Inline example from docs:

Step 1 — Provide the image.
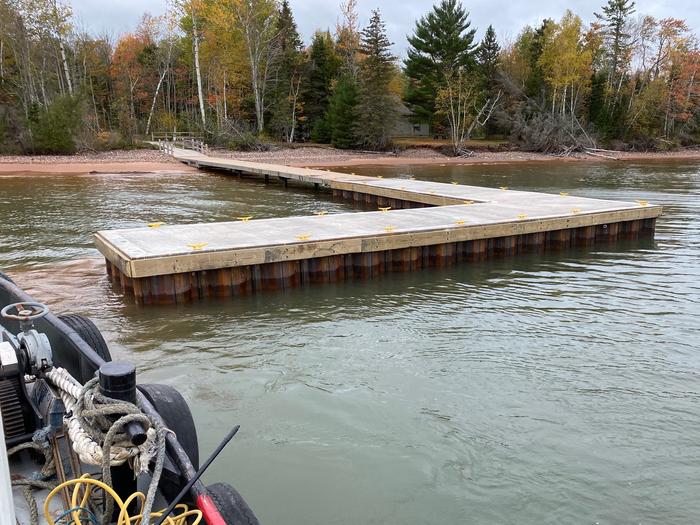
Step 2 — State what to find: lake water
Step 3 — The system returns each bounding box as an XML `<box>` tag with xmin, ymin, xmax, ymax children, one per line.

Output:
<box><xmin>1</xmin><ymin>160</ymin><xmax>698</xmax><ymax>524</ymax></box>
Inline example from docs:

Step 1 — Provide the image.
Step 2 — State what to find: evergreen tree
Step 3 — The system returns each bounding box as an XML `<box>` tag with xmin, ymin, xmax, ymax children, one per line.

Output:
<box><xmin>476</xmin><ymin>25</ymin><xmax>501</xmax><ymax>136</ymax></box>
<box><xmin>522</xmin><ymin>19</ymin><xmax>553</xmax><ymax>101</ymax></box>
<box><xmin>355</xmin><ymin>9</ymin><xmax>398</xmax><ymax>150</ymax></box>
<box><xmin>404</xmin><ymin>0</ymin><xmax>478</xmax><ymax>129</ymax></box>
<box><xmin>269</xmin><ymin>0</ymin><xmax>305</xmax><ymax>142</ymax></box>
<box><xmin>304</xmin><ymin>31</ymin><xmax>340</xmax><ymax>140</ymax></box>
<box><xmin>477</xmin><ymin>25</ymin><xmax>500</xmax><ymax>92</ymax></box>
<box><xmin>594</xmin><ymin>0</ymin><xmax>635</xmax><ymax>131</ymax></box>
<box><xmin>327</xmin><ymin>74</ymin><xmax>359</xmax><ymax>148</ymax></box>
<box><xmin>595</xmin><ymin>0</ymin><xmax>635</xmax><ymax>87</ymax></box>
<box><xmin>30</xmin><ymin>95</ymin><xmax>83</xmax><ymax>154</ymax></box>
<box><xmin>588</xmin><ymin>71</ymin><xmax>608</xmax><ymax>131</ymax></box>
<box><xmin>310</xmin><ymin>117</ymin><xmax>332</xmax><ymax>143</ymax></box>
<box><xmin>595</xmin><ymin>0</ymin><xmax>634</xmax><ymax>134</ymax></box>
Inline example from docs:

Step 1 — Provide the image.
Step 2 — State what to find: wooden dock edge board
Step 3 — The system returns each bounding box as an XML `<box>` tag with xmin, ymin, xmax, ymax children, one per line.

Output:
<box><xmin>329</xmin><ymin>180</ymin><xmax>468</xmax><ymax>206</ymax></box>
<box><xmin>94</xmin><ymin>233</ymin><xmax>135</xmax><ymax>278</ymax></box>
<box><xmin>98</xmin><ymin>205</ymin><xmax>661</xmax><ymax>279</ymax></box>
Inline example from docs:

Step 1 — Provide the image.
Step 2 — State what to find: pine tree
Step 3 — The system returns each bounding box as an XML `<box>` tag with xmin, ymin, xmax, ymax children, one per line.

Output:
<box><xmin>595</xmin><ymin>0</ymin><xmax>635</xmax><ymax>86</ymax></box>
<box><xmin>477</xmin><ymin>25</ymin><xmax>500</xmax><ymax>92</ymax></box>
<box><xmin>327</xmin><ymin>74</ymin><xmax>359</xmax><ymax>148</ymax></box>
<box><xmin>588</xmin><ymin>71</ymin><xmax>608</xmax><ymax>130</ymax></box>
<box><xmin>30</xmin><ymin>95</ymin><xmax>83</xmax><ymax>154</ymax></box>
<box><xmin>594</xmin><ymin>0</ymin><xmax>635</xmax><ymax>131</ymax></box>
<box><xmin>269</xmin><ymin>0</ymin><xmax>305</xmax><ymax>142</ymax></box>
<box><xmin>404</xmin><ymin>0</ymin><xmax>478</xmax><ymax>129</ymax></box>
<box><xmin>304</xmin><ymin>31</ymin><xmax>340</xmax><ymax>140</ymax></box>
<box><xmin>524</xmin><ymin>19</ymin><xmax>553</xmax><ymax>101</ymax></box>
<box><xmin>475</xmin><ymin>25</ymin><xmax>501</xmax><ymax>136</ymax></box>
<box><xmin>355</xmin><ymin>9</ymin><xmax>398</xmax><ymax>150</ymax></box>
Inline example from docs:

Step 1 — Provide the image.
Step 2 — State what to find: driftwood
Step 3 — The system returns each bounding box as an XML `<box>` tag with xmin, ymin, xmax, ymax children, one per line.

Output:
<box><xmin>455</xmin><ymin>146</ymin><xmax>474</xmax><ymax>158</ymax></box>
<box><xmin>499</xmin><ymin>76</ymin><xmax>602</xmax><ymax>155</ymax></box>
<box><xmin>583</xmin><ymin>149</ymin><xmax>620</xmax><ymax>160</ymax></box>
<box><xmin>354</xmin><ymin>148</ymin><xmax>394</xmax><ymax>156</ymax></box>
<box><xmin>586</xmin><ymin>147</ymin><xmax>621</xmax><ymax>154</ymax></box>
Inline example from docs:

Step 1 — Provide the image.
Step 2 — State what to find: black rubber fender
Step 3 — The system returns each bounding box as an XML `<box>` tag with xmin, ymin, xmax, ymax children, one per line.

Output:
<box><xmin>206</xmin><ymin>482</ymin><xmax>259</xmax><ymax>525</ymax></box>
<box><xmin>57</xmin><ymin>314</ymin><xmax>112</xmax><ymax>383</ymax></box>
<box><xmin>0</xmin><ymin>271</ymin><xmax>15</xmax><ymax>284</ymax></box>
<box><xmin>137</xmin><ymin>383</ymin><xmax>200</xmax><ymax>502</ymax></box>
<box><xmin>136</xmin><ymin>384</ymin><xmax>199</xmax><ymax>470</ymax></box>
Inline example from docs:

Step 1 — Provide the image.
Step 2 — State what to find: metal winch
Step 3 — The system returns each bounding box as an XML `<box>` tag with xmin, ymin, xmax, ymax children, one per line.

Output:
<box><xmin>0</xmin><ymin>302</ymin><xmax>54</xmax><ymax>446</ymax></box>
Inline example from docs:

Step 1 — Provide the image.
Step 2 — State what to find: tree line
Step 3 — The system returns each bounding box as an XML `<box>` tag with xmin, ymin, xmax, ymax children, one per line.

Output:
<box><xmin>0</xmin><ymin>0</ymin><xmax>698</xmax><ymax>154</ymax></box>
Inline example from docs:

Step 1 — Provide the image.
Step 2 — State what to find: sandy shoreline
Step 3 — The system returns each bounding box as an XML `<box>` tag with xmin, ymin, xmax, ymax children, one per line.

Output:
<box><xmin>0</xmin><ymin>162</ymin><xmax>196</xmax><ymax>175</ymax></box>
<box><xmin>1</xmin><ymin>146</ymin><xmax>698</xmax><ymax>174</ymax></box>
<box><xmin>0</xmin><ymin>149</ymin><xmax>196</xmax><ymax>175</ymax></box>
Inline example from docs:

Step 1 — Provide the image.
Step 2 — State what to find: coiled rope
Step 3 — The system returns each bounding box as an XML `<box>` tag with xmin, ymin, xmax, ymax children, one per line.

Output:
<box><xmin>43</xmin><ymin>367</ymin><xmax>167</xmax><ymax>525</ymax></box>
<box><xmin>45</xmin><ymin>368</ymin><xmax>157</xmax><ymax>468</ymax></box>
<box><xmin>9</xmin><ymin>368</ymin><xmax>180</xmax><ymax>524</ymax></box>
<box><xmin>8</xmin><ymin>427</ymin><xmax>58</xmax><ymax>525</ymax></box>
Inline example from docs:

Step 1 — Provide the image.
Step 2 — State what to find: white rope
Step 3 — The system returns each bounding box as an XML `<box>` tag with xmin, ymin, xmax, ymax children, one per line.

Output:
<box><xmin>45</xmin><ymin>367</ymin><xmax>156</xmax><ymax>471</ymax></box>
<box><xmin>45</xmin><ymin>367</ymin><xmax>167</xmax><ymax>525</ymax></box>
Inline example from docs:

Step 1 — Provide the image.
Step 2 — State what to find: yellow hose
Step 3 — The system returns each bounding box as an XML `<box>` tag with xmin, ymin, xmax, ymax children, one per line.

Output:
<box><xmin>44</xmin><ymin>475</ymin><xmax>202</xmax><ymax>525</ymax></box>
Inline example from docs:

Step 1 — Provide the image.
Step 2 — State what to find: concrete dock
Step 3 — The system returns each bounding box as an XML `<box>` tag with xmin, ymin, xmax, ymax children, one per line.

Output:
<box><xmin>95</xmin><ymin>146</ymin><xmax>663</xmax><ymax>304</ymax></box>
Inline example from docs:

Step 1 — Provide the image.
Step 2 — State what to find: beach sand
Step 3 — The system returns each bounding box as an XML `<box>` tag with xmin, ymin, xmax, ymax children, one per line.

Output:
<box><xmin>1</xmin><ymin>145</ymin><xmax>699</xmax><ymax>174</ymax></box>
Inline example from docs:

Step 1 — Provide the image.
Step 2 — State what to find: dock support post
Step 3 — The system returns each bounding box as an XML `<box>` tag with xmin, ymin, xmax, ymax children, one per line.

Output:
<box><xmin>574</xmin><ymin>226</ymin><xmax>596</xmax><ymax>247</ymax></box>
<box><xmin>641</xmin><ymin>218</ymin><xmax>656</xmax><ymax>237</ymax></box>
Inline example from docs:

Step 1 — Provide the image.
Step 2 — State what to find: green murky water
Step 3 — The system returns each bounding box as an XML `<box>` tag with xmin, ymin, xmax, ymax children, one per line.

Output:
<box><xmin>1</xmin><ymin>161</ymin><xmax>698</xmax><ymax>524</ymax></box>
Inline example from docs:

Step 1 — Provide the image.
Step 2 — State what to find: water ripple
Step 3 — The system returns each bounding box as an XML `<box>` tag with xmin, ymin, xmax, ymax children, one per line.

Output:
<box><xmin>1</xmin><ymin>162</ymin><xmax>700</xmax><ymax>524</ymax></box>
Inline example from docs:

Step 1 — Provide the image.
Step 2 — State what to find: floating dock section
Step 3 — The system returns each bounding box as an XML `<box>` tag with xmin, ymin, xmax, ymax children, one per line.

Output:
<box><xmin>95</xmin><ymin>147</ymin><xmax>662</xmax><ymax>305</ymax></box>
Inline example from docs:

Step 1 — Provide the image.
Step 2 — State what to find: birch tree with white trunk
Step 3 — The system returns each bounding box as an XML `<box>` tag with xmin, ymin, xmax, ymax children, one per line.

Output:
<box><xmin>437</xmin><ymin>67</ymin><xmax>502</xmax><ymax>154</ymax></box>
<box><xmin>145</xmin><ymin>8</ymin><xmax>178</xmax><ymax>135</ymax></box>
<box><xmin>233</xmin><ymin>0</ymin><xmax>280</xmax><ymax>133</ymax></box>
<box><xmin>176</xmin><ymin>0</ymin><xmax>207</xmax><ymax>127</ymax></box>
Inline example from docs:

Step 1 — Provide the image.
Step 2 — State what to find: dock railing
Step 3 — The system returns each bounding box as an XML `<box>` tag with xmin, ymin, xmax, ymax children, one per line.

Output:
<box><xmin>155</xmin><ymin>133</ymin><xmax>209</xmax><ymax>156</ymax></box>
<box><xmin>150</xmin><ymin>131</ymin><xmax>204</xmax><ymax>141</ymax></box>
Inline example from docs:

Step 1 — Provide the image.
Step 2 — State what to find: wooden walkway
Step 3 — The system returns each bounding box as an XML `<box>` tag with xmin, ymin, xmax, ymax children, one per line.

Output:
<box><xmin>95</xmin><ymin>146</ymin><xmax>663</xmax><ymax>304</ymax></box>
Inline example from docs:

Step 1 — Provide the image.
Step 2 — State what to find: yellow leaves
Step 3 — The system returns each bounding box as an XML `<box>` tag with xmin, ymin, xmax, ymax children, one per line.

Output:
<box><xmin>537</xmin><ymin>10</ymin><xmax>592</xmax><ymax>93</ymax></box>
<box><xmin>388</xmin><ymin>70</ymin><xmax>406</xmax><ymax>97</ymax></box>
<box><xmin>197</xmin><ymin>0</ymin><xmax>252</xmax><ymax>80</ymax></box>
